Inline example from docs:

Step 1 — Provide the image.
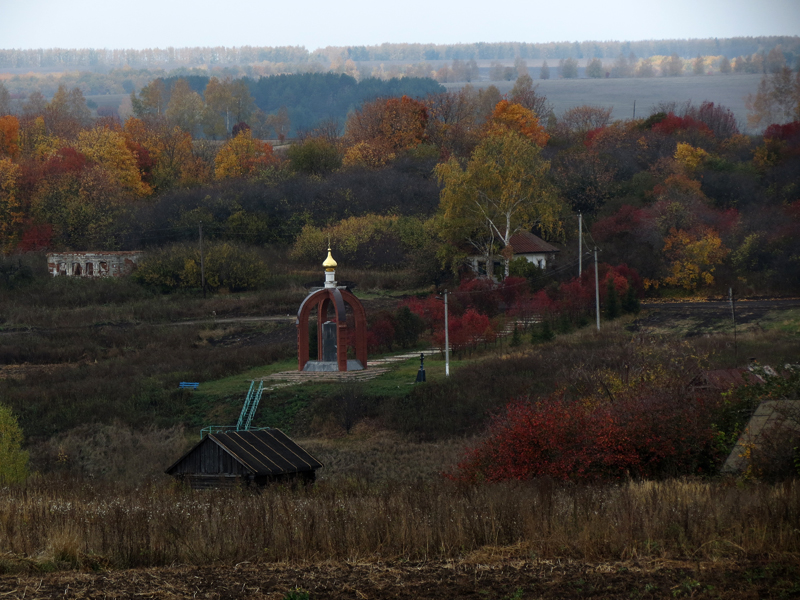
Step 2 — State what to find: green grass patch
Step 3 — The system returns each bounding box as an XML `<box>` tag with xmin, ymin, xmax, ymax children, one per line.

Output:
<box><xmin>761</xmin><ymin>308</ymin><xmax>800</xmax><ymax>335</ymax></box>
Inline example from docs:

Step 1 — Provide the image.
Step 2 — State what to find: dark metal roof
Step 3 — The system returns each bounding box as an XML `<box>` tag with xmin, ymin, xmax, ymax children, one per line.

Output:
<box><xmin>166</xmin><ymin>429</ymin><xmax>322</xmax><ymax>477</ymax></box>
<box><xmin>689</xmin><ymin>368</ymin><xmax>766</xmax><ymax>391</ymax></box>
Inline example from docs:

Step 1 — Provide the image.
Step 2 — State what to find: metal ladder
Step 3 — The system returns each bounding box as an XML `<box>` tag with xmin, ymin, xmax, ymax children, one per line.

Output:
<box><xmin>236</xmin><ymin>380</ymin><xmax>265</xmax><ymax>432</ymax></box>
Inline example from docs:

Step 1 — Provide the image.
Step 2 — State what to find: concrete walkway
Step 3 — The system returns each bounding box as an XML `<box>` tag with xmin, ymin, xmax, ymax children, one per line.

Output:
<box><xmin>721</xmin><ymin>400</ymin><xmax>799</xmax><ymax>474</ymax></box>
<box><xmin>257</xmin><ymin>349</ymin><xmax>438</xmax><ymax>391</ymax></box>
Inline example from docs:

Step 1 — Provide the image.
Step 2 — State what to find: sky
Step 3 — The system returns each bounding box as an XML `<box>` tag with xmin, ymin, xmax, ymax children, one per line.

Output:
<box><xmin>1</xmin><ymin>0</ymin><xmax>799</xmax><ymax>51</ymax></box>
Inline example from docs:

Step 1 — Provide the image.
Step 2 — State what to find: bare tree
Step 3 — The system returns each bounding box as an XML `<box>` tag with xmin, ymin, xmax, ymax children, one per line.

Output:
<box><xmin>509</xmin><ymin>74</ymin><xmax>552</xmax><ymax>119</ymax></box>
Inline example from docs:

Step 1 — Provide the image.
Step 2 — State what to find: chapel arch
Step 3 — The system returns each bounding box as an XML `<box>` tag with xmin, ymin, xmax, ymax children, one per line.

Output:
<box><xmin>296</xmin><ymin>248</ymin><xmax>367</xmax><ymax>372</ymax></box>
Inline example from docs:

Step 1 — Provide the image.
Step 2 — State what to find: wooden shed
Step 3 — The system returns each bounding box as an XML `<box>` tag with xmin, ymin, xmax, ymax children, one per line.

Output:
<box><xmin>688</xmin><ymin>368</ymin><xmax>766</xmax><ymax>393</ymax></box>
<box><xmin>165</xmin><ymin>429</ymin><xmax>322</xmax><ymax>489</ymax></box>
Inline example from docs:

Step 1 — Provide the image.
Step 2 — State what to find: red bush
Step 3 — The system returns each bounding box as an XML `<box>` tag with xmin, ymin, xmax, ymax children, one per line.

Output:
<box><xmin>651</xmin><ymin>113</ymin><xmax>712</xmax><ymax>137</ymax></box>
<box><xmin>455</xmin><ymin>278</ymin><xmax>502</xmax><ymax>317</ymax></box>
<box><xmin>367</xmin><ymin>315</ymin><xmax>395</xmax><ymax>353</ymax></box>
<box><xmin>433</xmin><ymin>308</ymin><xmax>492</xmax><ymax>351</ymax></box>
<box><xmin>764</xmin><ymin>121</ymin><xmax>800</xmax><ymax>145</ymax></box>
<box><xmin>584</xmin><ymin>126</ymin><xmax>606</xmax><ymax>147</ymax></box>
<box><xmin>404</xmin><ymin>296</ymin><xmax>444</xmax><ymax>333</ymax></box>
<box><xmin>499</xmin><ymin>276</ymin><xmax>527</xmax><ymax>306</ymax></box>
<box><xmin>591</xmin><ymin>205</ymin><xmax>647</xmax><ymax>242</ymax></box>
<box><xmin>449</xmin><ymin>386</ymin><xmax>722</xmax><ymax>483</ymax></box>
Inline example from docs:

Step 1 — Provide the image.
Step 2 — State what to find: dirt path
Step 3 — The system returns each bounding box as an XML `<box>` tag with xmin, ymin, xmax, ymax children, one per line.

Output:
<box><xmin>0</xmin><ymin>557</ymin><xmax>796</xmax><ymax>599</ymax></box>
<box><xmin>633</xmin><ymin>298</ymin><xmax>800</xmax><ymax>337</ymax></box>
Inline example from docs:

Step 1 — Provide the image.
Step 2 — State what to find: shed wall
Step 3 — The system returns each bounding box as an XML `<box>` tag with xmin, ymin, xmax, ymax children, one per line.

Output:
<box><xmin>170</xmin><ymin>438</ymin><xmax>250</xmax><ymax>476</ymax></box>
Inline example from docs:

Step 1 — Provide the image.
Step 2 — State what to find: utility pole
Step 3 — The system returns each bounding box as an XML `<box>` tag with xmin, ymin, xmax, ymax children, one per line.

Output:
<box><xmin>729</xmin><ymin>287</ymin><xmax>738</xmax><ymax>364</ymax></box>
<box><xmin>578</xmin><ymin>212</ymin><xmax>582</xmax><ymax>277</ymax></box>
<box><xmin>199</xmin><ymin>222</ymin><xmax>206</xmax><ymax>298</ymax></box>
<box><xmin>444</xmin><ymin>290</ymin><xmax>450</xmax><ymax>377</ymax></box>
<box><xmin>594</xmin><ymin>247</ymin><xmax>600</xmax><ymax>331</ymax></box>
<box><xmin>632</xmin><ymin>100</ymin><xmax>636</xmax><ymax>120</ymax></box>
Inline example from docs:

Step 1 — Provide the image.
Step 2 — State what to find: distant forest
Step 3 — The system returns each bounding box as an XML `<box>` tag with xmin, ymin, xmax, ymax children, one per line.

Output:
<box><xmin>150</xmin><ymin>74</ymin><xmax>445</xmax><ymax>135</ymax></box>
<box><xmin>246</xmin><ymin>74</ymin><xmax>444</xmax><ymax>134</ymax></box>
<box><xmin>1</xmin><ymin>37</ymin><xmax>798</xmax><ymax>70</ymax></box>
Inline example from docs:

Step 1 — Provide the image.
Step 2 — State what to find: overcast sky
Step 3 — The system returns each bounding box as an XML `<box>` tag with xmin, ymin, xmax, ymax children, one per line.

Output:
<box><xmin>1</xmin><ymin>0</ymin><xmax>798</xmax><ymax>51</ymax></box>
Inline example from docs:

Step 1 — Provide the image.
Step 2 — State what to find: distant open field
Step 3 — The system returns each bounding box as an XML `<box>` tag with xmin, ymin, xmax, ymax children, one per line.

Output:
<box><xmin>86</xmin><ymin>74</ymin><xmax>762</xmax><ymax>131</ymax></box>
<box><xmin>447</xmin><ymin>73</ymin><xmax>764</xmax><ymax>130</ymax></box>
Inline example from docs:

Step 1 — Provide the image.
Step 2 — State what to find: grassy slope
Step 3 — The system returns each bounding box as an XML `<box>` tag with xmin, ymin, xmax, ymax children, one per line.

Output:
<box><xmin>2</xmin><ymin>272</ymin><xmax>798</xmax><ymax>483</ymax></box>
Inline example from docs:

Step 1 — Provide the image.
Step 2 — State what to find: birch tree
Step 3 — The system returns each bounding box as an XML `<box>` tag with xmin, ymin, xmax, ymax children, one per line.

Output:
<box><xmin>436</xmin><ymin>128</ymin><xmax>563</xmax><ymax>277</ymax></box>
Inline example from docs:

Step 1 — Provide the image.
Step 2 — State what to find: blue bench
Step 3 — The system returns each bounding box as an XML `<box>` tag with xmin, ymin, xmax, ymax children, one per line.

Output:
<box><xmin>179</xmin><ymin>382</ymin><xmax>199</xmax><ymax>390</ymax></box>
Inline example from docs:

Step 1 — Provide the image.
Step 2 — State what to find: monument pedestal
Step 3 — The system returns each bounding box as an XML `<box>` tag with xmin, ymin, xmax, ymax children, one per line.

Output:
<box><xmin>303</xmin><ymin>360</ymin><xmax>365</xmax><ymax>372</ymax></box>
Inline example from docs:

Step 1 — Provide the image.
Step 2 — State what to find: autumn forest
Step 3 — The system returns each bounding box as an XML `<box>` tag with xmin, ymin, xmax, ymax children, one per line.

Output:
<box><xmin>1</xmin><ymin>39</ymin><xmax>799</xmax><ymax>295</ymax></box>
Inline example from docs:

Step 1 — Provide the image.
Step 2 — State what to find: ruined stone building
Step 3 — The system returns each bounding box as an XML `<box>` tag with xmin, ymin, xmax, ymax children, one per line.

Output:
<box><xmin>47</xmin><ymin>252</ymin><xmax>142</xmax><ymax>278</ymax></box>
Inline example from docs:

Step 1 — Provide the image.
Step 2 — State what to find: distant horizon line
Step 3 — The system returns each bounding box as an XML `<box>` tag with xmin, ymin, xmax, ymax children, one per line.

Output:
<box><xmin>3</xmin><ymin>34</ymin><xmax>799</xmax><ymax>53</ymax></box>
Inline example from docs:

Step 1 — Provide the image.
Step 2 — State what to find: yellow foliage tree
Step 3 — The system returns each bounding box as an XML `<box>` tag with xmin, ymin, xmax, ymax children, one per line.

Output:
<box><xmin>342</xmin><ymin>141</ymin><xmax>394</xmax><ymax>169</ymax></box>
<box><xmin>292</xmin><ymin>214</ymin><xmax>396</xmax><ymax>260</ymax></box>
<box><xmin>662</xmin><ymin>227</ymin><xmax>729</xmax><ymax>290</ymax></box>
<box><xmin>31</xmin><ymin>163</ymin><xmax>128</xmax><ymax>249</ymax></box>
<box><xmin>19</xmin><ymin>116</ymin><xmax>66</xmax><ymax>161</ymax></box>
<box><xmin>165</xmin><ymin>79</ymin><xmax>204</xmax><ymax>136</ymax></box>
<box><xmin>0</xmin><ymin>158</ymin><xmax>22</xmax><ymax>251</ymax></box>
<box><xmin>214</xmin><ymin>130</ymin><xmax>277</xmax><ymax>180</ymax></box>
<box><xmin>674</xmin><ymin>142</ymin><xmax>709</xmax><ymax>172</ymax></box>
<box><xmin>124</xmin><ymin>118</ymin><xmax>197</xmax><ymax>189</ymax></box>
<box><xmin>77</xmin><ymin>126</ymin><xmax>151</xmax><ymax>196</ymax></box>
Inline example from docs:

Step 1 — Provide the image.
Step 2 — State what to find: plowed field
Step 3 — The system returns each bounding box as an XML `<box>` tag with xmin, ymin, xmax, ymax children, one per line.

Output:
<box><xmin>1</xmin><ymin>558</ymin><xmax>798</xmax><ymax>599</ymax></box>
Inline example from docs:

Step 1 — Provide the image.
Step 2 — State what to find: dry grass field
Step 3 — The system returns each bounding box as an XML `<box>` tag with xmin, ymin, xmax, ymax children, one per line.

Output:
<box><xmin>0</xmin><ymin>477</ymin><xmax>799</xmax><ymax>598</ymax></box>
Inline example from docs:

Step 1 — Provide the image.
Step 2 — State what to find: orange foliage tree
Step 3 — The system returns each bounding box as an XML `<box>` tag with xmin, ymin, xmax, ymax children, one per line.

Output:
<box><xmin>0</xmin><ymin>116</ymin><xmax>20</xmax><ymax>159</ymax></box>
<box><xmin>343</xmin><ymin>95</ymin><xmax>428</xmax><ymax>167</ymax></box>
<box><xmin>486</xmin><ymin>100</ymin><xmax>549</xmax><ymax>146</ymax></box>
<box><xmin>214</xmin><ymin>129</ymin><xmax>278</xmax><ymax>180</ymax></box>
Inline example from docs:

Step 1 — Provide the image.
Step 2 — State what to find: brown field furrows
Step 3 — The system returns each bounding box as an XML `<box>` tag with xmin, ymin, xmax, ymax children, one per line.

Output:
<box><xmin>0</xmin><ymin>558</ymin><xmax>797</xmax><ymax>599</ymax></box>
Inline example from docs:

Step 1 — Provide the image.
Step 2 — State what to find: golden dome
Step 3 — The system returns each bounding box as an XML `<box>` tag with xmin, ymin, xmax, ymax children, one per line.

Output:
<box><xmin>323</xmin><ymin>247</ymin><xmax>337</xmax><ymax>271</ymax></box>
